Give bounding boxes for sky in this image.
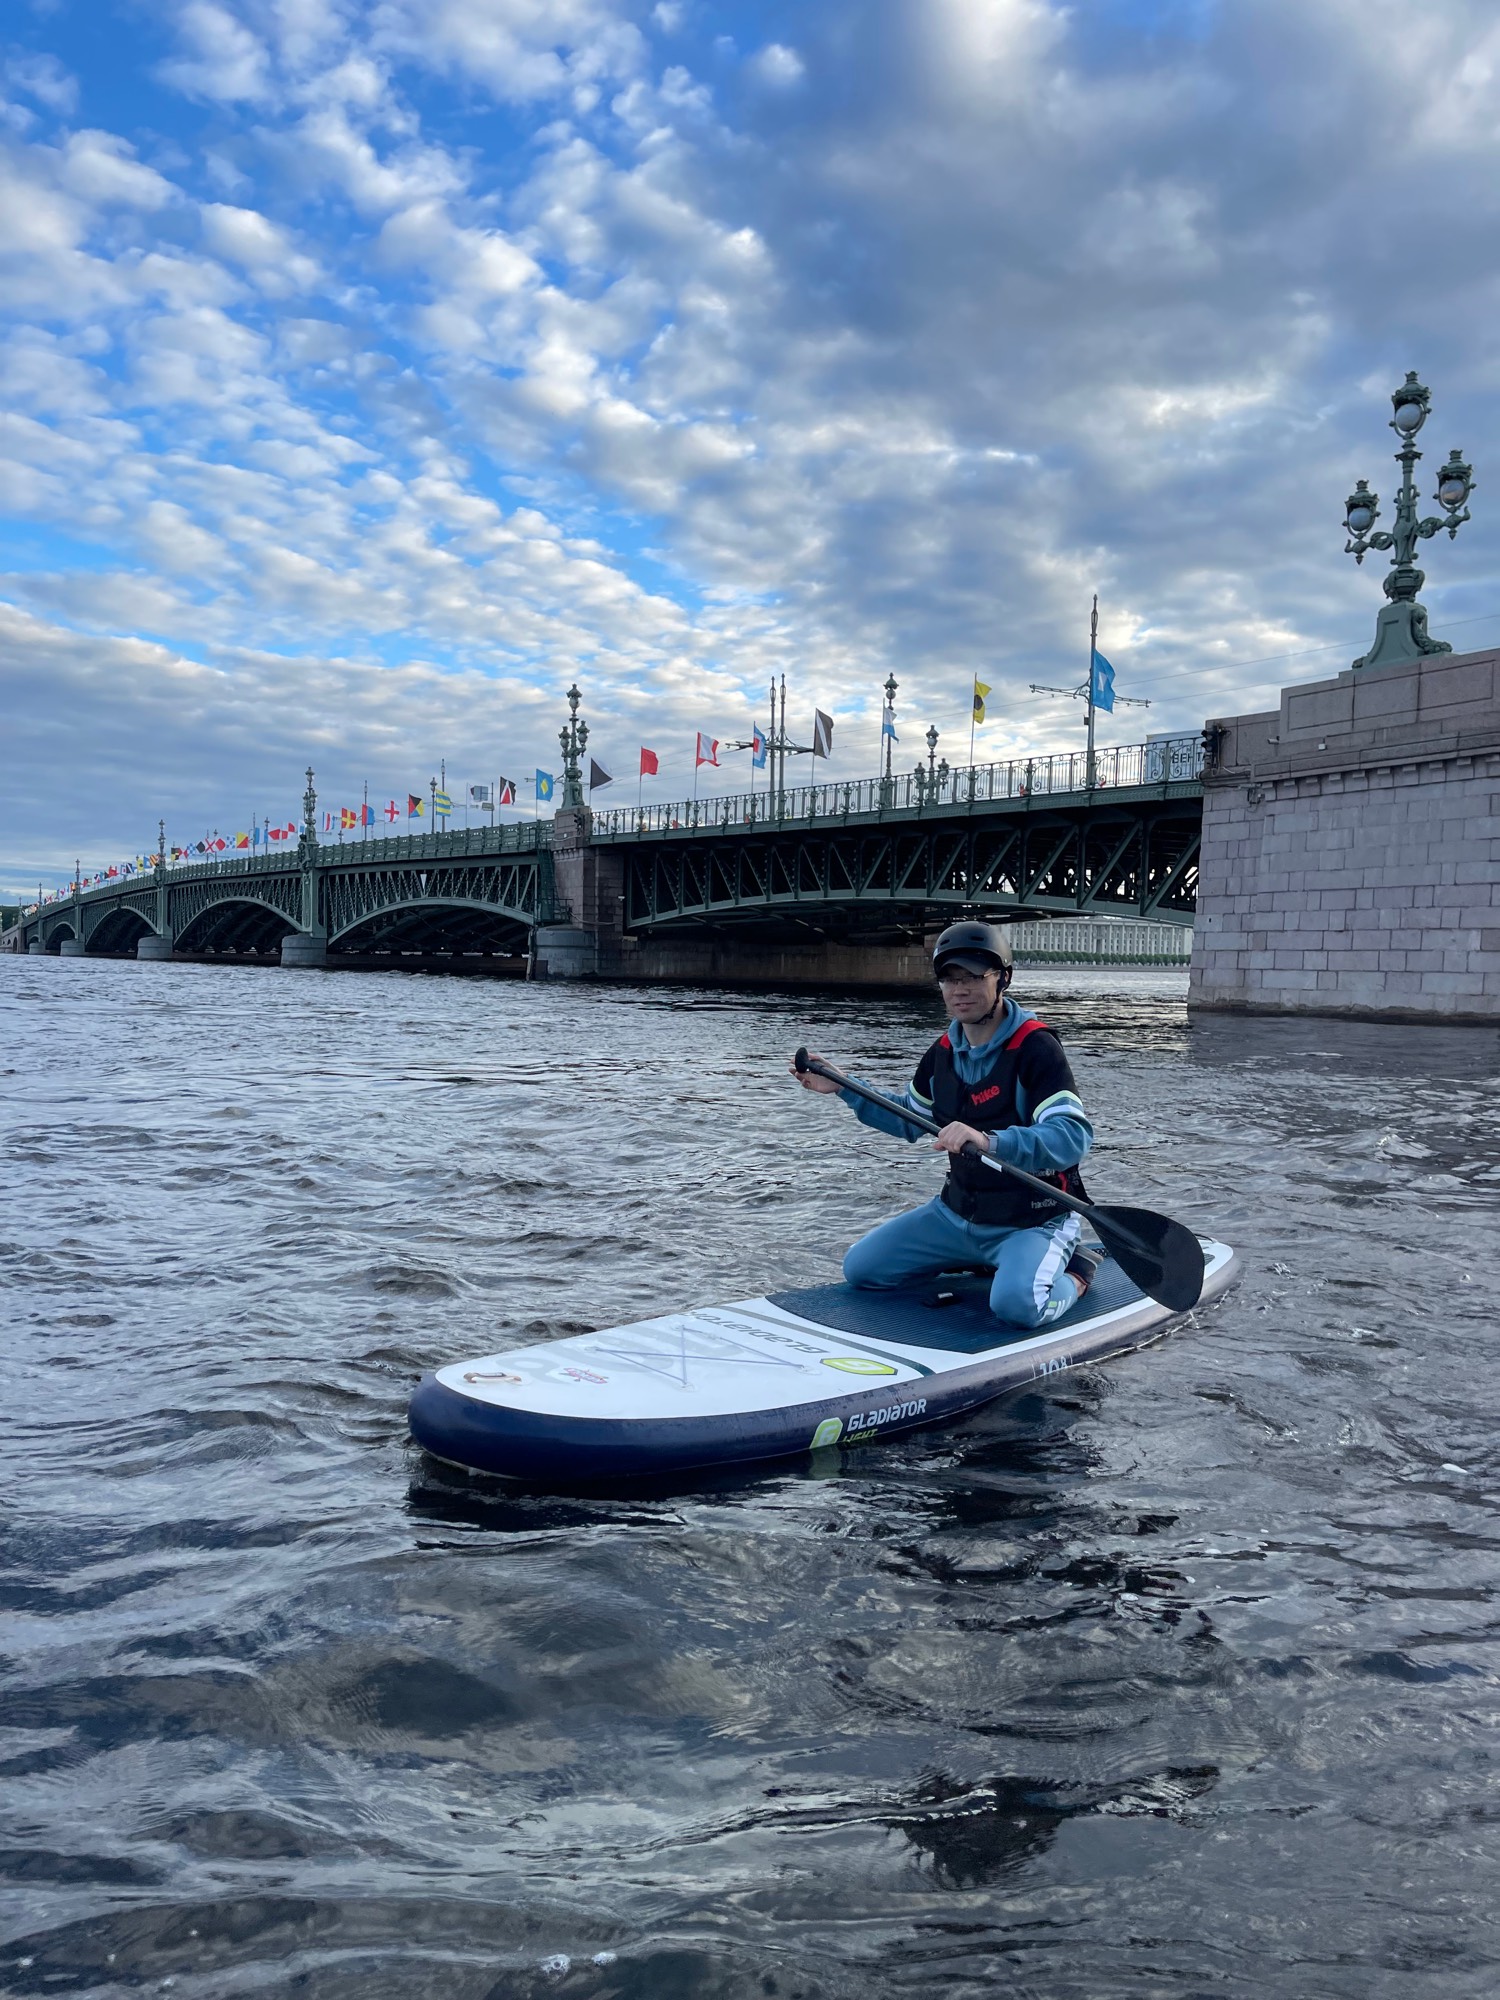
[3,0,1499,892]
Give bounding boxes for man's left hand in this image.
[932,1121,991,1157]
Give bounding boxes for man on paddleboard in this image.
[791,921,1096,1327]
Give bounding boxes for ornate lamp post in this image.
[559,683,589,810]
[1344,371,1475,669]
[915,724,949,805]
[878,671,899,808]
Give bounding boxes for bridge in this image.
[590,738,1203,936]
[6,737,1203,978]
[9,820,554,967]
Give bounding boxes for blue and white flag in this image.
[882,707,898,742]
[1090,649,1116,714]
[751,725,768,769]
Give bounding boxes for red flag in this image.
[695,734,719,768]
[498,779,516,805]
[341,807,357,830]
[640,747,659,777]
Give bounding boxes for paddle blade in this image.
[1090,1204,1205,1312]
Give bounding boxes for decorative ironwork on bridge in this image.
[7,734,1203,966]
[595,737,1203,933]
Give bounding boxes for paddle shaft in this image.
[797,1050,1149,1254]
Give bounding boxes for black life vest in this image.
[927,1017,1088,1229]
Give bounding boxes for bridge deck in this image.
[8,740,1205,957]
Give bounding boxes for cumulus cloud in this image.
[155,1,272,104]
[200,201,321,290]
[57,130,175,208]
[3,0,1500,891]
[749,43,804,87]
[4,52,79,115]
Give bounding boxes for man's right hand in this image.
[789,1052,841,1094]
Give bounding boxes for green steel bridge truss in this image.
[14,830,553,958]
[10,746,1203,958]
[605,793,1201,936]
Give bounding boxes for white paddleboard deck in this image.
[410,1238,1238,1481]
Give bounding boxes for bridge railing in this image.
[60,818,551,901]
[590,737,1204,839]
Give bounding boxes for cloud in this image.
[155,1,272,104]
[200,200,321,289]
[4,51,78,114]
[4,0,1500,891]
[749,43,804,88]
[372,0,646,105]
[57,130,175,208]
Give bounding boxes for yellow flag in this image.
[972,677,991,724]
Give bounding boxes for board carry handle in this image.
[792,1046,1205,1313]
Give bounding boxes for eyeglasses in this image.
[936,967,989,985]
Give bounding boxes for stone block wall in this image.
[1190,645,1500,1021]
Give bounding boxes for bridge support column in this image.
[137,936,173,961]
[1192,645,1500,1022]
[530,926,599,978]
[281,932,328,969]
[283,778,329,969]
[58,937,84,957]
[27,940,44,954]
[532,806,626,979]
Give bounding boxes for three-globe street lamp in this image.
[878,670,899,808]
[559,683,589,810]
[1344,372,1475,670]
[915,723,949,805]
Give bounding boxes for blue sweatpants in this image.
[843,1196,1083,1327]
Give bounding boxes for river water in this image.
[2,957,1498,1999]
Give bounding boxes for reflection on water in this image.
[1,957,1498,1998]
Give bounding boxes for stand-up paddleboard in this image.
[409,1238,1239,1482]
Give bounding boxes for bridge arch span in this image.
[330,896,532,959]
[173,896,299,957]
[86,905,162,956]
[39,918,77,953]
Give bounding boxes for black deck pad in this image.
[767,1254,1145,1355]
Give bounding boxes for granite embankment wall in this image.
[1190,646,1500,1022]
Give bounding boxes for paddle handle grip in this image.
[794,1046,1095,1220]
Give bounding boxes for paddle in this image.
[793,1047,1205,1312]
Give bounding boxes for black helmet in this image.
[932,920,1013,978]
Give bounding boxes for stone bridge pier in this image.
[530,805,625,978]
[531,803,937,986]
[1191,645,1500,1021]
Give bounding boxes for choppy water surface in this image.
[2,957,1498,1999]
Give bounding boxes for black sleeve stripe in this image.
[913,1040,940,1100]
[1016,1028,1079,1103]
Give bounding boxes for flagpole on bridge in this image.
[1096,588,1104,792]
